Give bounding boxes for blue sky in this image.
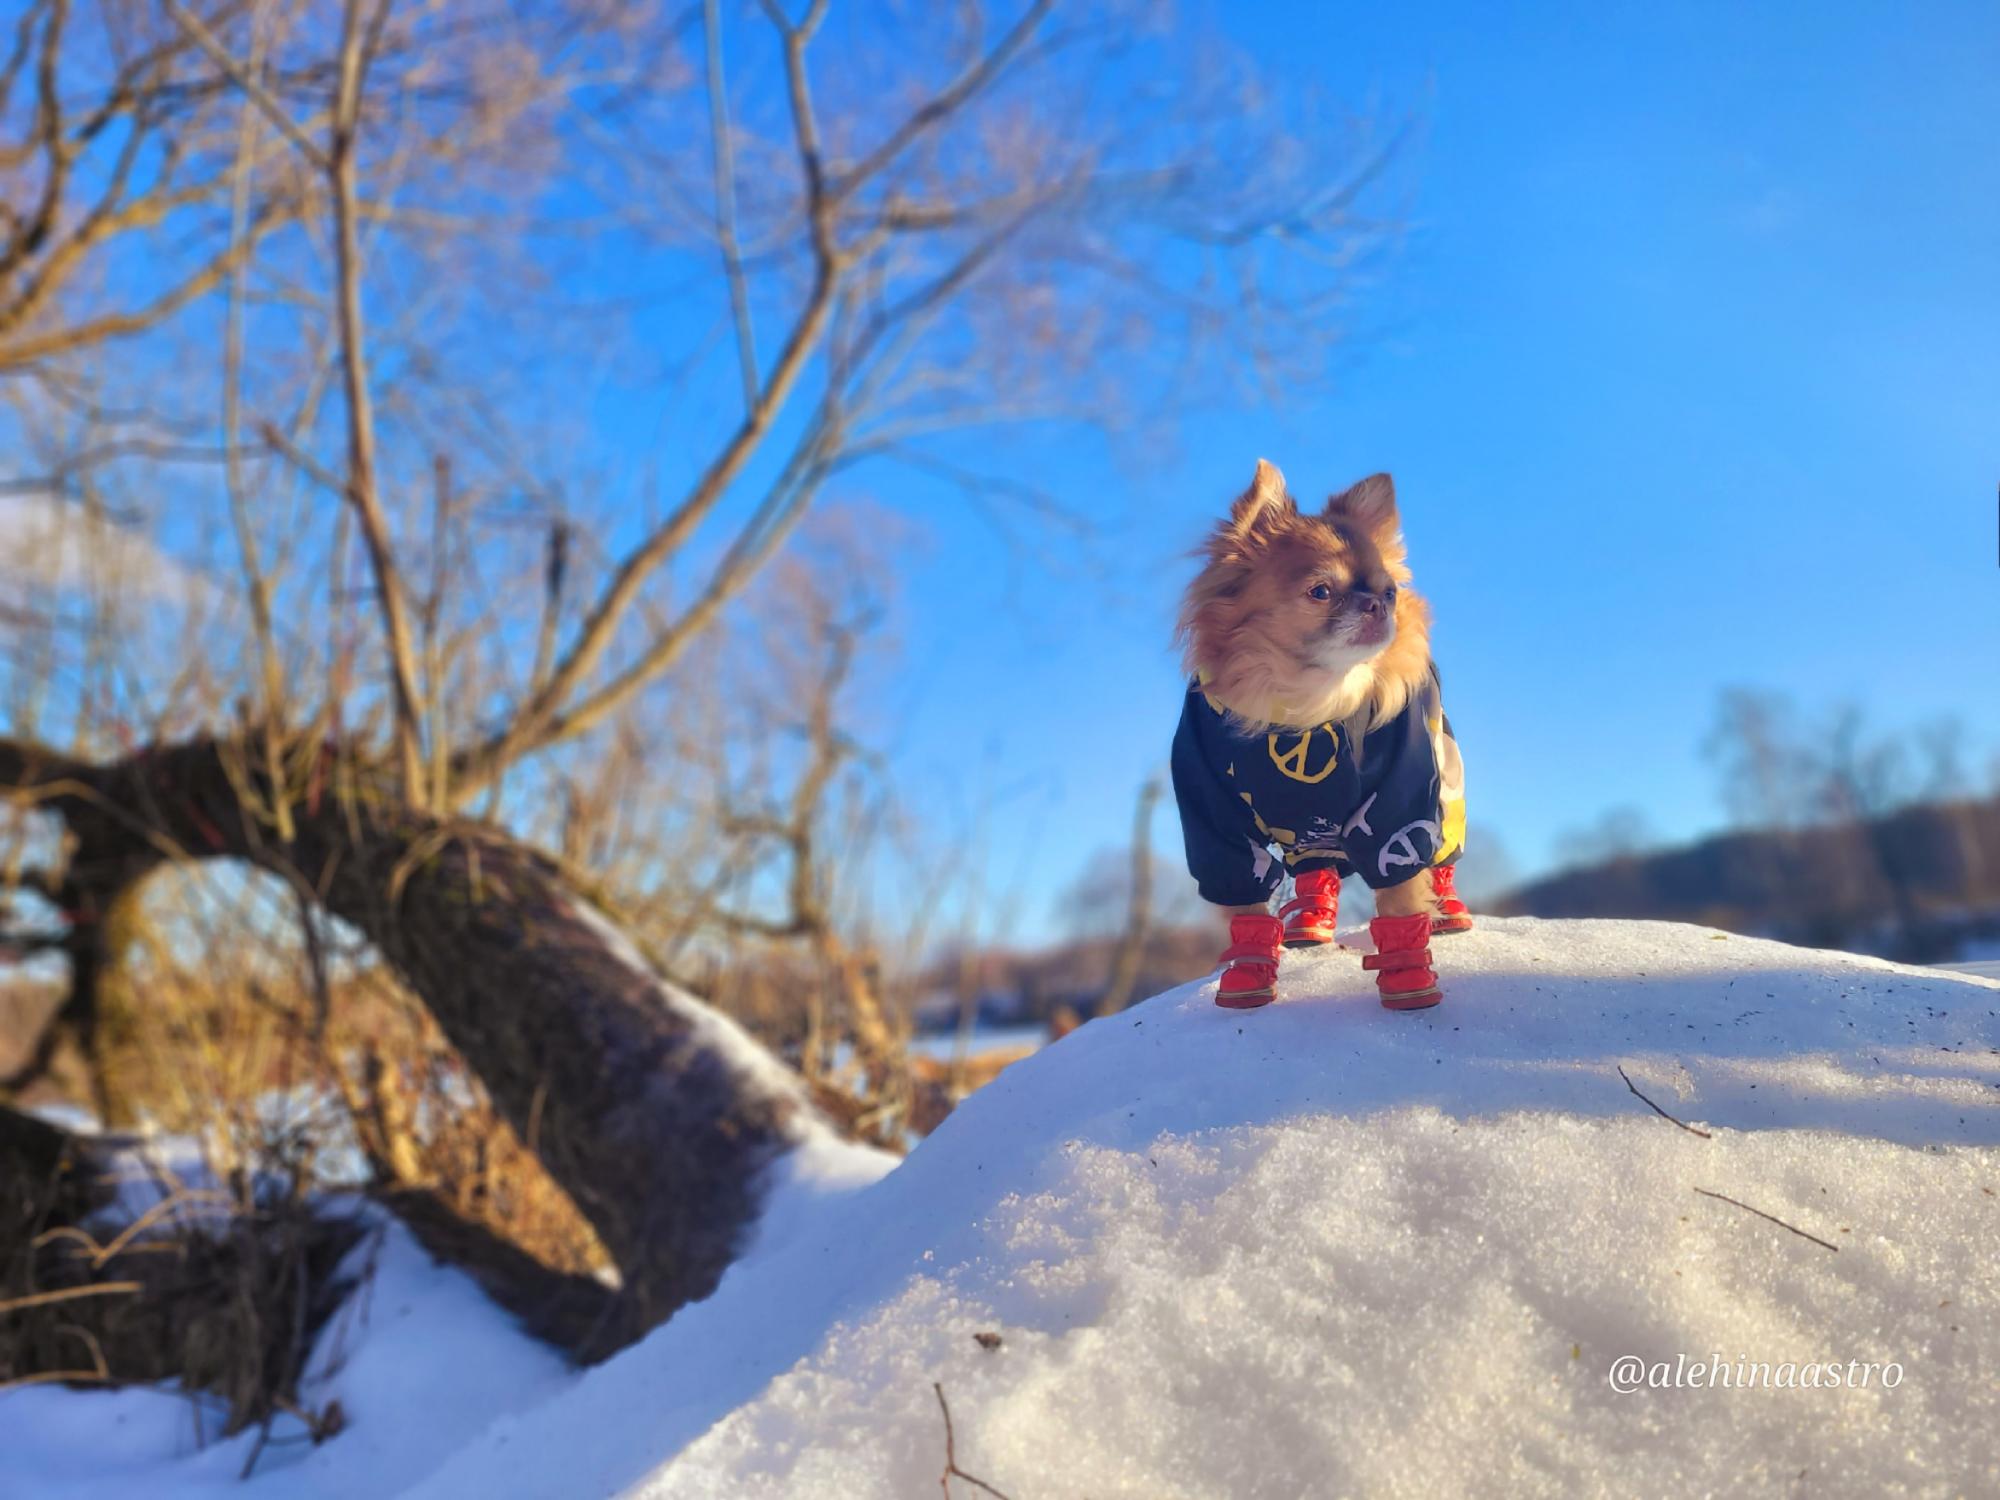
[857,0,2000,938]
[25,1,1991,952]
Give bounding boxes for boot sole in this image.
[1431,922,1474,937]
[1282,935,1335,949]
[1216,989,1275,1009]
[1381,987,1442,1010]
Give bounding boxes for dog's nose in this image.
[1356,592,1387,620]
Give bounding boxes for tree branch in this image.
[445,1,848,799]
[327,0,429,807]
[702,0,758,409]
[834,0,1053,198]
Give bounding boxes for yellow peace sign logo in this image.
[1267,723,1339,784]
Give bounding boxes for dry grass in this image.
[0,1108,365,1471]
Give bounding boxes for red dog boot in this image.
[1280,869,1341,948]
[1362,912,1442,1010]
[1215,912,1285,1009]
[1430,862,1474,936]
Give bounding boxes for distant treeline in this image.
[1497,795,2000,963]
[913,926,1220,1033]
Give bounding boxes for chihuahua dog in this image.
[1169,460,1470,1010]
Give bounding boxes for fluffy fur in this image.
[1176,459,1435,738]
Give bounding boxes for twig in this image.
[1693,1187,1840,1253]
[934,1382,1011,1500]
[65,1185,234,1268]
[0,1309,112,1394]
[1616,1065,1713,1139]
[162,0,331,172]
[0,1280,141,1314]
[0,1366,110,1393]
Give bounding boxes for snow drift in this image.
[8,918,1998,1498]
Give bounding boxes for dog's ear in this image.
[1228,458,1293,535]
[1325,472,1398,540]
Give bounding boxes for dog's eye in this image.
[1307,583,1333,601]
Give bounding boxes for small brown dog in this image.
[1168,460,1470,1009]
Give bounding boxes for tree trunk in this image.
[1,736,820,1355]
[1098,778,1160,1018]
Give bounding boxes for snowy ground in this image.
[7,917,1997,1498]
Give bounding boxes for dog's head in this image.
[1177,460,1433,731]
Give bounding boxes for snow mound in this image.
[404,918,2000,1500]
[9,919,1995,1498]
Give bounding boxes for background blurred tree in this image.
[1446,821,1518,910]
[1095,777,1158,1018]
[1556,804,1656,873]
[1057,797,1209,945]
[1506,688,1996,963]
[1702,689,1980,951]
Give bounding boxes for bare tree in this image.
[2,0,1407,1351]
[1702,689,1996,956]
[1703,688,1812,832]
[1556,804,1655,872]
[1096,778,1158,1018]
[1448,821,1518,909]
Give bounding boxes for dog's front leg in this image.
[1210,901,1284,1009]
[1365,873,1442,1009]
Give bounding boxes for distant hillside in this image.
[1496,795,2000,962]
